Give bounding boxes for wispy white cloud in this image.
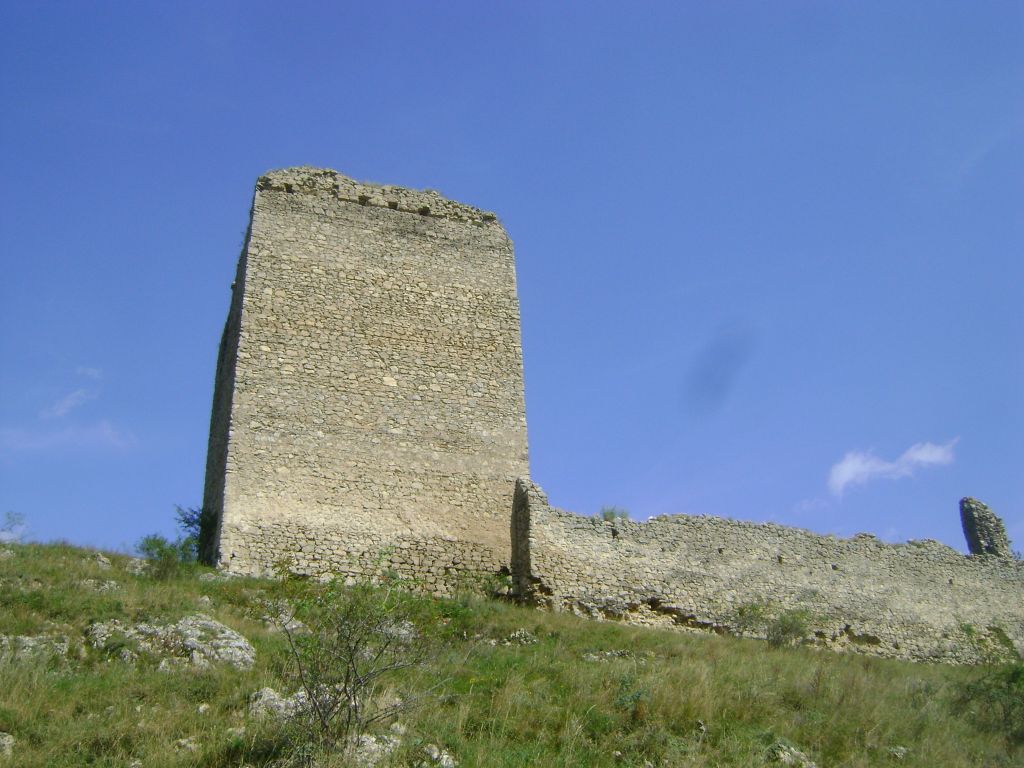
[828,439,958,497]
[0,421,136,454]
[40,388,96,419]
[76,366,103,380]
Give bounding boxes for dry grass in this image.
[0,542,1018,766]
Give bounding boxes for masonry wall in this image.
[203,167,529,589]
[512,479,1024,663]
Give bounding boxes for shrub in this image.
[135,534,196,580]
[600,506,629,522]
[956,663,1024,752]
[766,609,811,648]
[275,572,436,759]
[135,505,215,579]
[731,601,771,636]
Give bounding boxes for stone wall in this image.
[202,167,528,589]
[512,479,1024,663]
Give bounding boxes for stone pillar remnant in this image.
[960,497,1013,557]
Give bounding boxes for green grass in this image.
[0,541,1019,767]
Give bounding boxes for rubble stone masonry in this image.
[202,167,528,589]
[960,496,1013,558]
[512,479,1024,663]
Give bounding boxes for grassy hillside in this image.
[0,542,1020,767]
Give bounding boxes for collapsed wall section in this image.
[512,479,1024,663]
[203,167,529,589]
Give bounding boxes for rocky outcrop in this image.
[0,634,73,662]
[248,686,308,719]
[960,497,1013,558]
[86,614,255,670]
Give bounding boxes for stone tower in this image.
[202,168,529,586]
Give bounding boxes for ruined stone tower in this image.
[202,167,529,585]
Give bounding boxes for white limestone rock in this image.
[247,687,325,721]
[0,634,70,662]
[86,614,255,670]
[80,579,120,592]
[350,733,400,767]
[767,742,818,767]
[423,743,458,767]
[124,558,147,575]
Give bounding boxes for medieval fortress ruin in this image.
[204,167,1023,664]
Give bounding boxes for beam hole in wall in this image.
[387,201,399,210]
[358,195,370,205]
[418,205,430,216]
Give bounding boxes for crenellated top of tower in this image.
[256,166,502,226]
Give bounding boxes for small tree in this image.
[175,505,217,564]
[275,571,435,758]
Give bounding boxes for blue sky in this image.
[1,2,1021,554]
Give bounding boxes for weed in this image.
[614,673,650,725]
[599,506,629,522]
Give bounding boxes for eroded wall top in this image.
[513,479,1024,663]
